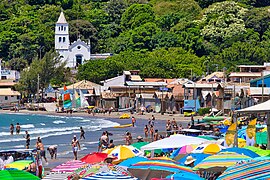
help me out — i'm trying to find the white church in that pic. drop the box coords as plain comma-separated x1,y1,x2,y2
55,12,112,68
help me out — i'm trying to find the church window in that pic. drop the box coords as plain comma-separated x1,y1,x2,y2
59,37,62,42
63,37,66,42
77,46,81,49
64,27,66,31
59,27,60,31
61,26,63,30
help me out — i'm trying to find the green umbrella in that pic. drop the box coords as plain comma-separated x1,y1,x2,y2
256,131,267,145
0,169,40,180
130,142,162,154
244,146,270,157
197,136,215,141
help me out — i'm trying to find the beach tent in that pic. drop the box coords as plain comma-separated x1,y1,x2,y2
51,160,87,173
141,135,208,152
0,169,39,180
237,100,270,113
81,152,108,164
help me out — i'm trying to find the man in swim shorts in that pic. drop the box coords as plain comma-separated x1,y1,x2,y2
71,135,81,160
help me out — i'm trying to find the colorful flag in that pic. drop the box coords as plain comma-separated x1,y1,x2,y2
246,118,256,146
224,123,237,147
63,85,72,109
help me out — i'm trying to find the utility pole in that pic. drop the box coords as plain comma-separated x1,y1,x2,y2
37,74,40,111
262,72,264,103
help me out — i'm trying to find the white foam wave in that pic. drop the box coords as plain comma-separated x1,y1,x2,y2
53,120,66,124
40,123,46,126
21,124,35,128
79,119,90,122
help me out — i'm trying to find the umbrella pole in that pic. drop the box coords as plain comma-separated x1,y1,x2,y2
267,112,270,150
233,113,238,147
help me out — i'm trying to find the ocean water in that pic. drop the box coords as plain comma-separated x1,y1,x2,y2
0,113,120,157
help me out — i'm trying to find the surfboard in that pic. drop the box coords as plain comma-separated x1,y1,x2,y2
113,124,133,128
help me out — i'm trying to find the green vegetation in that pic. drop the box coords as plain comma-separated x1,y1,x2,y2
1,0,270,86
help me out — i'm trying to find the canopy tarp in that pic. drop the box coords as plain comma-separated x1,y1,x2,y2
140,135,208,151
237,100,270,113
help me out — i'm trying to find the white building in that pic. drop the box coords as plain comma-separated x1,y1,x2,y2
55,12,91,68
0,88,20,104
0,59,20,81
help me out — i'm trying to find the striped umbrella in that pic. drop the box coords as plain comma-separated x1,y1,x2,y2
148,157,177,163
82,171,138,180
193,152,250,172
217,159,270,180
192,144,224,154
51,160,87,173
130,161,193,173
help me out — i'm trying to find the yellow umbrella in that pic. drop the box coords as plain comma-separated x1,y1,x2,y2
238,138,246,148
5,160,33,170
192,144,223,154
107,145,143,164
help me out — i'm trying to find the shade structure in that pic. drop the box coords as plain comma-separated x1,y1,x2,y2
107,145,143,164
244,146,270,156
220,147,260,158
51,160,87,173
177,153,211,166
217,159,270,180
130,161,193,174
192,144,224,154
119,157,148,168
237,100,270,113
81,152,108,164
128,168,173,180
141,135,208,151
166,172,204,180
82,171,138,180
0,169,40,180
171,145,197,158
193,152,250,172
4,160,33,170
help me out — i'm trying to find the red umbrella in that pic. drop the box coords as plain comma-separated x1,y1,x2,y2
80,152,108,164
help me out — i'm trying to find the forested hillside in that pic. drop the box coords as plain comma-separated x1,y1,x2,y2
1,0,270,83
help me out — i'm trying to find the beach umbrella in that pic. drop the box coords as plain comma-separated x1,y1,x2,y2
129,161,193,174
81,152,108,164
118,157,148,168
218,138,247,148
177,153,211,166
220,147,260,158
128,168,173,180
192,144,224,154
4,160,33,170
0,169,39,180
82,171,138,180
217,159,270,180
107,145,143,164
166,172,204,180
171,145,198,158
43,172,73,180
193,152,250,172
148,157,176,163
131,142,162,155
51,160,87,173
244,146,270,156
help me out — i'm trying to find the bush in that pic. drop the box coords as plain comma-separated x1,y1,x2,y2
198,107,211,116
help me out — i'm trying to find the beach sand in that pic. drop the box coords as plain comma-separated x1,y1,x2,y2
1,109,195,175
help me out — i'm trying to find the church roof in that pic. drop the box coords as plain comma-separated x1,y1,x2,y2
57,12,68,24
69,39,90,50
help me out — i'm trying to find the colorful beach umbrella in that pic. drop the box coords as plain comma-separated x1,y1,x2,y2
193,152,250,172
130,161,193,174
220,147,260,158
171,145,197,158
128,168,173,180
82,171,138,180
177,153,211,166
131,142,162,155
107,145,143,164
0,169,39,180
118,157,148,168
148,157,176,163
217,159,270,180
43,172,73,180
4,160,33,170
81,152,108,164
192,144,224,154
166,171,204,180
51,160,87,173
244,146,270,156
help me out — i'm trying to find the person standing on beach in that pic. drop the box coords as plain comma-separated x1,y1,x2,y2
16,123,20,134
37,138,48,163
10,124,14,135
80,127,85,140
131,116,136,127
151,115,155,126
125,132,132,145
71,135,81,160
24,131,30,149
154,129,159,141
150,125,154,141
144,125,149,138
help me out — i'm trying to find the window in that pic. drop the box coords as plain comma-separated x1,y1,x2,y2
58,27,60,31
17,96,20,100
64,27,66,31
59,37,62,42
11,95,14,97
77,46,81,49
1,76,6,80
61,26,63,30
63,37,66,42
5,96,8,100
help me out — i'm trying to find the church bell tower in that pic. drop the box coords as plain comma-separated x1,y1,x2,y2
55,11,70,50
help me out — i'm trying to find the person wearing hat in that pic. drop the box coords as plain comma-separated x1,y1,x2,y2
71,135,81,160
184,156,196,167
137,136,144,142
104,155,115,164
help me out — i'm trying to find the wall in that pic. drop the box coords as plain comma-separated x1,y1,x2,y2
0,95,20,104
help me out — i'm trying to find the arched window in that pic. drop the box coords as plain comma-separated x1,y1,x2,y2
63,37,66,42
59,37,62,42
64,27,66,31
58,27,60,31
61,26,63,30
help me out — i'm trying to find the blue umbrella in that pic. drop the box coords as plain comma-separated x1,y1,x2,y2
82,171,138,180
167,172,203,180
220,148,260,158
177,153,210,166
118,156,148,168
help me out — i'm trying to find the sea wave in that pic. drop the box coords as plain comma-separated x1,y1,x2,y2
53,120,66,124
40,123,46,126
20,124,35,128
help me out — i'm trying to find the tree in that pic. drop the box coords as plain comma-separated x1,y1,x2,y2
8,58,28,72
105,0,128,24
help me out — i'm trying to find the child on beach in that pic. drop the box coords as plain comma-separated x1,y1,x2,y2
131,116,136,127
125,132,132,145
80,127,85,140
